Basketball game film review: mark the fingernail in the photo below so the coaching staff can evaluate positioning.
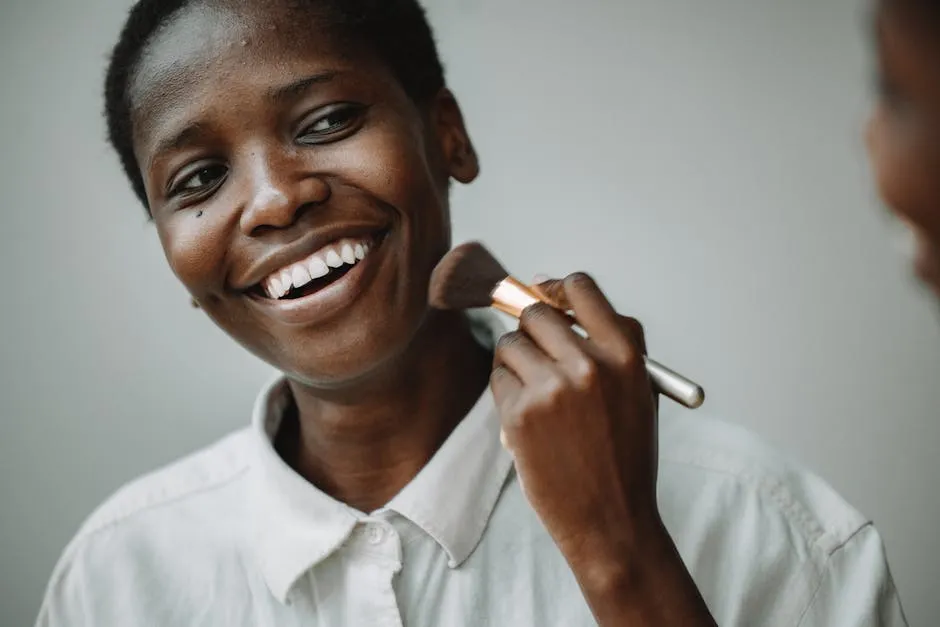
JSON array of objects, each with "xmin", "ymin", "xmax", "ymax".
[{"xmin": 532, "ymin": 273, "xmax": 550, "ymax": 284}]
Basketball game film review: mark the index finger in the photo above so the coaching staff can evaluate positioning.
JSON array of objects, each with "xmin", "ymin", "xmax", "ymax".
[
  {"xmin": 532, "ymin": 274, "xmax": 646, "ymax": 358},
  {"xmin": 561, "ymin": 273, "xmax": 640, "ymax": 361},
  {"xmin": 531, "ymin": 278, "xmax": 571, "ymax": 311}
]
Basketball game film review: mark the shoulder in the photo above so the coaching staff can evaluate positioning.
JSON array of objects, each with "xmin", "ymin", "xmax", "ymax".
[
  {"xmin": 75, "ymin": 427, "xmax": 253, "ymax": 539},
  {"xmin": 40, "ymin": 429, "xmax": 255, "ymax": 610},
  {"xmin": 656, "ymin": 410, "xmax": 899, "ymax": 624},
  {"xmin": 659, "ymin": 409, "xmax": 869, "ymax": 554}
]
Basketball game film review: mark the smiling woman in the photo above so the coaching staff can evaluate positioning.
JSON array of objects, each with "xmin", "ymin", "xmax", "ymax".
[
  {"xmin": 112, "ymin": 0, "xmax": 481, "ymax": 388},
  {"xmin": 33, "ymin": 1, "xmax": 909, "ymax": 626}
]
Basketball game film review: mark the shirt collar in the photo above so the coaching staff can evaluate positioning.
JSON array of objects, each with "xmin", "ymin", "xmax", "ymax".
[
  {"xmin": 384, "ymin": 365, "xmax": 513, "ymax": 569},
  {"xmin": 250, "ymin": 377, "xmax": 360, "ymax": 604},
  {"xmin": 250, "ymin": 312, "xmax": 514, "ymax": 605}
]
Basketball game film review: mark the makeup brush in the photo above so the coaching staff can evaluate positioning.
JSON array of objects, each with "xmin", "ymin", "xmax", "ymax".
[{"xmin": 429, "ymin": 242, "xmax": 705, "ymax": 410}]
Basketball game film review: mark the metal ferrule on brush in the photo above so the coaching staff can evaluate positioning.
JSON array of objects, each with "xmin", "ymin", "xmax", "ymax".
[
  {"xmin": 490, "ymin": 275, "xmax": 705, "ymax": 410},
  {"xmin": 428, "ymin": 242, "xmax": 705, "ymax": 410},
  {"xmin": 491, "ymin": 277, "xmax": 542, "ymax": 318}
]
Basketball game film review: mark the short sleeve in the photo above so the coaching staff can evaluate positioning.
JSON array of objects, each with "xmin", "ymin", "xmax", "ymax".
[{"xmin": 798, "ymin": 524, "xmax": 908, "ymax": 627}]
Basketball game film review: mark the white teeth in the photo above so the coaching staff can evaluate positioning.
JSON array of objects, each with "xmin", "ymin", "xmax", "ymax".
[
  {"xmin": 280, "ymin": 270, "xmax": 293, "ymax": 295},
  {"xmin": 264, "ymin": 277, "xmax": 279, "ymax": 299},
  {"xmin": 262, "ymin": 237, "xmax": 375, "ymax": 299},
  {"xmin": 308, "ymin": 256, "xmax": 329, "ymax": 279},
  {"xmin": 292, "ymin": 264, "xmax": 311, "ymax": 289},
  {"xmin": 325, "ymin": 249, "xmax": 343, "ymax": 268}
]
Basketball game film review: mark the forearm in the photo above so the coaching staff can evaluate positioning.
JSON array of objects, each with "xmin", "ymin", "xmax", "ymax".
[{"xmin": 565, "ymin": 517, "xmax": 718, "ymax": 627}]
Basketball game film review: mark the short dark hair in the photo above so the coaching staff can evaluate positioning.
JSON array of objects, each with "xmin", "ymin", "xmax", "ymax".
[
  {"xmin": 885, "ymin": 0, "xmax": 940, "ymax": 17},
  {"xmin": 103, "ymin": 0, "xmax": 446, "ymax": 211}
]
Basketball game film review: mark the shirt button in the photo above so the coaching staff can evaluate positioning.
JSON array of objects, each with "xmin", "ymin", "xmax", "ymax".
[{"xmin": 367, "ymin": 524, "xmax": 385, "ymax": 545}]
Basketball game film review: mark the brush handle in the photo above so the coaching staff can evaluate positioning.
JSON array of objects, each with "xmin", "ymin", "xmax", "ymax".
[
  {"xmin": 492, "ymin": 277, "xmax": 705, "ymax": 409},
  {"xmin": 644, "ymin": 357, "xmax": 705, "ymax": 409}
]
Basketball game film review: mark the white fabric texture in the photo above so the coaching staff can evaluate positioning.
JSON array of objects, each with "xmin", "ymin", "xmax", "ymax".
[{"xmin": 36, "ymin": 315, "xmax": 907, "ymax": 626}]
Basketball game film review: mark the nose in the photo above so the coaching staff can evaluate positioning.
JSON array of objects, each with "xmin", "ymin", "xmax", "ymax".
[{"xmin": 238, "ymin": 148, "xmax": 331, "ymax": 236}]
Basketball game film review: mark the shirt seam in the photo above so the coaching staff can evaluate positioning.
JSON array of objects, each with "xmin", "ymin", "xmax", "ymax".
[
  {"xmin": 41, "ymin": 461, "xmax": 251, "ymax": 624},
  {"xmin": 793, "ymin": 522, "xmax": 876, "ymax": 627},
  {"xmin": 663, "ymin": 453, "xmax": 878, "ymax": 625},
  {"xmin": 63, "ymin": 463, "xmax": 251, "ymax": 563},
  {"xmin": 660, "ymin": 454, "xmax": 860, "ymax": 557}
]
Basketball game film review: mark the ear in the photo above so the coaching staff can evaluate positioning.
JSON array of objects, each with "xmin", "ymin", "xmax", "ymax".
[{"xmin": 430, "ymin": 88, "xmax": 479, "ymax": 184}]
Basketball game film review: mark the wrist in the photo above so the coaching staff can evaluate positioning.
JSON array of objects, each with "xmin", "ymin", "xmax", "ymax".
[
  {"xmin": 561, "ymin": 510, "xmax": 671, "ymax": 598},
  {"xmin": 563, "ymin": 517, "xmax": 717, "ymax": 626}
]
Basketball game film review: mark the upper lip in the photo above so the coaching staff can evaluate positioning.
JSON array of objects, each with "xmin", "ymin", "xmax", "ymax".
[{"xmin": 232, "ymin": 223, "xmax": 388, "ymax": 291}]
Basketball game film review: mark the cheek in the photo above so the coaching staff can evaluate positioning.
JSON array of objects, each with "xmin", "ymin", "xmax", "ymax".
[
  {"xmin": 157, "ymin": 214, "xmax": 230, "ymax": 296},
  {"xmin": 328, "ymin": 114, "xmax": 450, "ymax": 263},
  {"xmin": 867, "ymin": 108, "xmax": 940, "ymax": 230},
  {"xmin": 345, "ymin": 122, "xmax": 437, "ymax": 215},
  {"xmin": 868, "ymin": 107, "xmax": 904, "ymax": 209}
]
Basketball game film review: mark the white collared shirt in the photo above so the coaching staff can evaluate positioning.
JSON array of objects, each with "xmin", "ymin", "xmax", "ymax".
[{"xmin": 37, "ymin": 316, "xmax": 907, "ymax": 626}]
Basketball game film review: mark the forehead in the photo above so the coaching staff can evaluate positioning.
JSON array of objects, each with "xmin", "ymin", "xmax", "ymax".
[
  {"xmin": 130, "ymin": 1, "xmax": 339, "ymax": 103},
  {"xmin": 128, "ymin": 1, "xmax": 389, "ymax": 151}
]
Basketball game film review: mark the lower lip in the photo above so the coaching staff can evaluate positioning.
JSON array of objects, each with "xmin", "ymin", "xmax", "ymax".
[{"xmin": 247, "ymin": 237, "xmax": 386, "ymax": 326}]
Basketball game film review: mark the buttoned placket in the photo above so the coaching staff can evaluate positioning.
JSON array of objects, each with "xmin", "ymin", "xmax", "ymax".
[{"xmin": 346, "ymin": 518, "xmax": 405, "ymax": 627}]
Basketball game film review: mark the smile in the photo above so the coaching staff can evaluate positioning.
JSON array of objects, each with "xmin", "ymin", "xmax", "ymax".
[
  {"xmin": 259, "ymin": 235, "xmax": 378, "ymax": 300},
  {"xmin": 246, "ymin": 229, "xmax": 390, "ymax": 326}
]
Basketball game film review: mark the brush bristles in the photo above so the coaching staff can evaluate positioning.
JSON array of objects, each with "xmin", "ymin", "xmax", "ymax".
[{"xmin": 429, "ymin": 242, "xmax": 510, "ymax": 310}]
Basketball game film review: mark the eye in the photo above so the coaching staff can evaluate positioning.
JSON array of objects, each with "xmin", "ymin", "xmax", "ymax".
[
  {"xmin": 297, "ymin": 104, "xmax": 365, "ymax": 144},
  {"xmin": 169, "ymin": 163, "xmax": 228, "ymax": 197}
]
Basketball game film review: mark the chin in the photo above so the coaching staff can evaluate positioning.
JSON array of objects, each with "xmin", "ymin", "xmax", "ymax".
[{"xmin": 270, "ymin": 294, "xmax": 433, "ymax": 391}]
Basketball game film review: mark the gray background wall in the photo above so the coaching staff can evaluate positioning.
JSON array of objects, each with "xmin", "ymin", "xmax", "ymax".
[{"xmin": 2, "ymin": 0, "xmax": 938, "ymax": 625}]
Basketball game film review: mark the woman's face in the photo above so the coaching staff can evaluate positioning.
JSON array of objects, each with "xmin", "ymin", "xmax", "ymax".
[
  {"xmin": 130, "ymin": 1, "xmax": 478, "ymax": 387},
  {"xmin": 868, "ymin": 1, "xmax": 940, "ymax": 297}
]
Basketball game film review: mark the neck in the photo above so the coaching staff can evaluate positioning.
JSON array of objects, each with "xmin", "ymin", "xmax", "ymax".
[{"xmin": 277, "ymin": 310, "xmax": 492, "ymax": 513}]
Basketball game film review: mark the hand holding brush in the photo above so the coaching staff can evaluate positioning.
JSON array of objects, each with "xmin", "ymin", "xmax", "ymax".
[
  {"xmin": 428, "ymin": 242, "xmax": 717, "ymax": 625},
  {"xmin": 429, "ymin": 242, "xmax": 705, "ymax": 409}
]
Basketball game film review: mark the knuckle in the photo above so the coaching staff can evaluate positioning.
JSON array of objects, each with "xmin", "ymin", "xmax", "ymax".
[
  {"xmin": 622, "ymin": 316, "xmax": 646, "ymax": 342},
  {"xmin": 495, "ymin": 330, "xmax": 525, "ymax": 352},
  {"xmin": 509, "ymin": 398, "xmax": 534, "ymax": 429},
  {"xmin": 571, "ymin": 357, "xmax": 600, "ymax": 389},
  {"xmin": 515, "ymin": 379, "xmax": 565, "ymax": 425},
  {"xmin": 540, "ymin": 374, "xmax": 568, "ymax": 404},
  {"xmin": 502, "ymin": 401, "xmax": 524, "ymax": 426},
  {"xmin": 520, "ymin": 302, "xmax": 555, "ymax": 326},
  {"xmin": 621, "ymin": 316, "xmax": 648, "ymax": 356},
  {"xmin": 611, "ymin": 346, "xmax": 642, "ymax": 372},
  {"xmin": 565, "ymin": 272, "xmax": 597, "ymax": 291}
]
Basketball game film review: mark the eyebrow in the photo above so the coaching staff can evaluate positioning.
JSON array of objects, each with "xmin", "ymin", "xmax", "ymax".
[
  {"xmin": 147, "ymin": 122, "xmax": 211, "ymax": 170},
  {"xmin": 267, "ymin": 70, "xmax": 340, "ymax": 105},
  {"xmin": 146, "ymin": 71, "xmax": 341, "ymax": 168}
]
